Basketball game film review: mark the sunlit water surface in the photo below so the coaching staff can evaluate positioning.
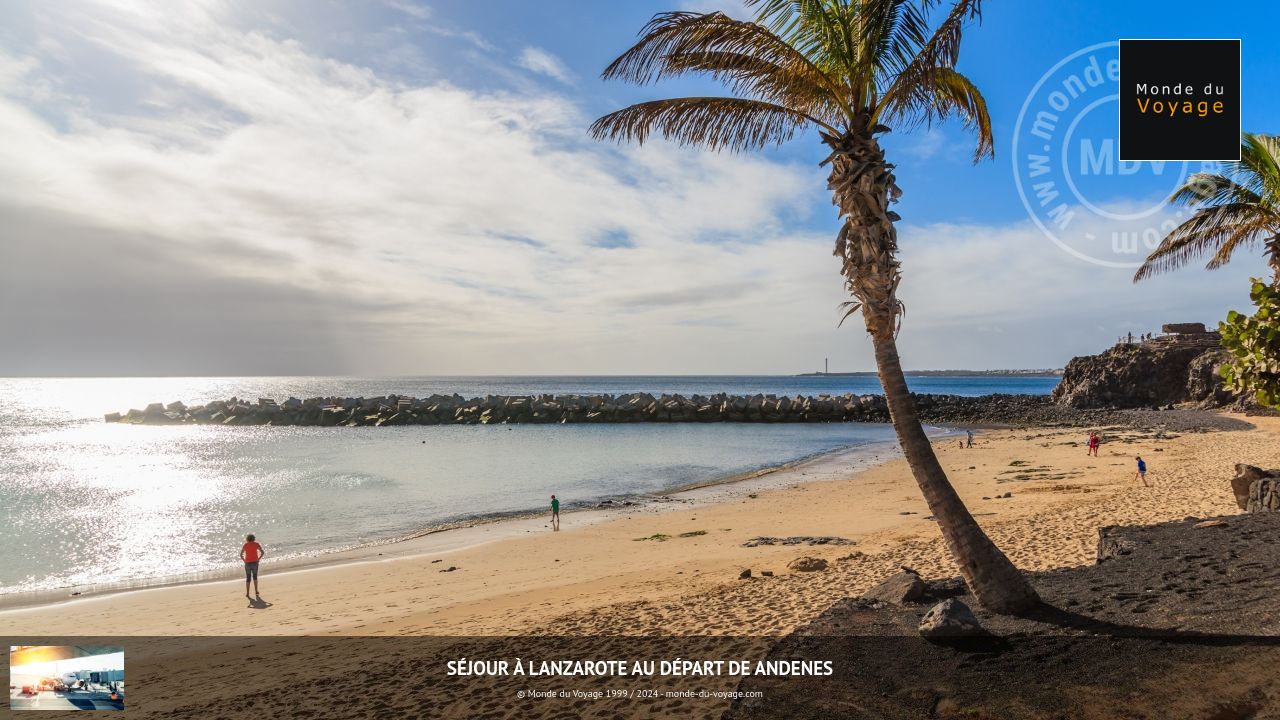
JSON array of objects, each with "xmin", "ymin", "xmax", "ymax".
[{"xmin": 0, "ymin": 375, "xmax": 1056, "ymax": 594}]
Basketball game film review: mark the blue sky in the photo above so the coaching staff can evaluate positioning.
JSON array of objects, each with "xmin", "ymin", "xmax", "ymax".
[
  {"xmin": 0, "ymin": 0, "xmax": 1277, "ymax": 375},
  {"xmin": 434, "ymin": 0, "xmax": 1280, "ymax": 228}
]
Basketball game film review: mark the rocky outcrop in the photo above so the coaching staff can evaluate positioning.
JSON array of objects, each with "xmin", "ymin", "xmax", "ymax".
[
  {"xmin": 1053, "ymin": 323, "xmax": 1244, "ymax": 409},
  {"xmin": 1053, "ymin": 343, "xmax": 1211, "ymax": 408},
  {"xmin": 1232, "ymin": 464, "xmax": 1280, "ymax": 513},
  {"xmin": 1185, "ymin": 350, "xmax": 1235, "ymax": 407}
]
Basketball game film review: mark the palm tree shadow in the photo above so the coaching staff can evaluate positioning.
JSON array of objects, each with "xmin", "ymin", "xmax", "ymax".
[
  {"xmin": 1024, "ymin": 603, "xmax": 1280, "ymax": 647},
  {"xmin": 247, "ymin": 596, "xmax": 273, "ymax": 610}
]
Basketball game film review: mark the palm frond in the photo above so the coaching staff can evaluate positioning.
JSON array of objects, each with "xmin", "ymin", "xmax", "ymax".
[
  {"xmin": 588, "ymin": 97, "xmax": 820, "ymax": 152},
  {"xmin": 1169, "ymin": 172, "xmax": 1263, "ymax": 207},
  {"xmin": 601, "ymin": 11, "xmax": 852, "ymax": 122},
  {"xmin": 1133, "ymin": 203, "xmax": 1273, "ymax": 280},
  {"xmin": 663, "ymin": 50, "xmax": 842, "ymax": 124},
  {"xmin": 1239, "ymin": 132, "xmax": 1280, "ymax": 204},
  {"xmin": 876, "ymin": 0, "xmax": 981, "ymax": 123},
  {"xmin": 748, "ymin": 0, "xmax": 860, "ymax": 88},
  {"xmin": 1140, "ymin": 133, "xmax": 1280, "ymax": 282},
  {"xmin": 877, "ymin": 66, "xmax": 992, "ymax": 160},
  {"xmin": 1205, "ymin": 222, "xmax": 1270, "ymax": 269},
  {"xmin": 907, "ymin": 0, "xmax": 981, "ymax": 71},
  {"xmin": 866, "ymin": 0, "xmax": 929, "ymax": 82}
]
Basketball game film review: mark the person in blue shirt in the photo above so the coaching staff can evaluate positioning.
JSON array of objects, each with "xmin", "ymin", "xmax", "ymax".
[{"xmin": 1135, "ymin": 456, "xmax": 1149, "ymax": 487}]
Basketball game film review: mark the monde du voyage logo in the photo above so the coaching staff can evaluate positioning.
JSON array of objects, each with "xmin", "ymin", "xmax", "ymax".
[
  {"xmin": 1120, "ymin": 39, "xmax": 1241, "ymax": 161},
  {"xmin": 1013, "ymin": 39, "xmax": 1241, "ymax": 270}
]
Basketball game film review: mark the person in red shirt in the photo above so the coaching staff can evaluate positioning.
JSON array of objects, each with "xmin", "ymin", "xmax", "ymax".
[{"xmin": 239, "ymin": 533, "xmax": 266, "ymax": 598}]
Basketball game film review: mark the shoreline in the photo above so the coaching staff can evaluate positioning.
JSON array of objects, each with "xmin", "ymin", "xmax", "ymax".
[
  {"xmin": 0, "ymin": 432, "xmax": 919, "ymax": 614},
  {"xmin": 3, "ymin": 412, "xmax": 1269, "ymax": 638}
]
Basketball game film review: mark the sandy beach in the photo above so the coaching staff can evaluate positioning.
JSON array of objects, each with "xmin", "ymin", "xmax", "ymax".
[{"xmin": 3, "ymin": 414, "xmax": 1277, "ymax": 638}]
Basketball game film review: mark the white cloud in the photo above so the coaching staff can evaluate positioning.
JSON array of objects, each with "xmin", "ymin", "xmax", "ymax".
[
  {"xmin": 516, "ymin": 46, "xmax": 574, "ymax": 85},
  {"xmin": 886, "ymin": 211, "xmax": 1263, "ymax": 369},
  {"xmin": 0, "ymin": 1, "xmax": 824, "ymax": 375},
  {"xmin": 383, "ymin": 0, "xmax": 430, "ymax": 21},
  {"xmin": 0, "ymin": 0, "xmax": 1269, "ymax": 376}
]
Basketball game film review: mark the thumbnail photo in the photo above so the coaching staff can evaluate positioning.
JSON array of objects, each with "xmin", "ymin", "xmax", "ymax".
[{"xmin": 9, "ymin": 646, "xmax": 124, "ymax": 712}]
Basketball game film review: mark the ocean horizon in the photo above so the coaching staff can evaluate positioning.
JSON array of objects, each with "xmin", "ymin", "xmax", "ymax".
[{"xmin": 0, "ymin": 374, "xmax": 1058, "ymax": 596}]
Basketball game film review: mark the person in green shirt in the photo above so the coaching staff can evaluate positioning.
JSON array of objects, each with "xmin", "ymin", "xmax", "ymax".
[{"xmin": 550, "ymin": 494, "xmax": 560, "ymax": 531}]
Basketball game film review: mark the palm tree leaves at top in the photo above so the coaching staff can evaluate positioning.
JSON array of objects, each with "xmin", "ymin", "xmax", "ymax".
[
  {"xmin": 1136, "ymin": 132, "xmax": 1280, "ymax": 285},
  {"xmin": 589, "ymin": 0, "xmax": 992, "ymax": 160}
]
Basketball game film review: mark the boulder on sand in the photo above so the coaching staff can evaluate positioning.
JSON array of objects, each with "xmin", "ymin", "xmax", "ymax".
[
  {"xmin": 862, "ymin": 570, "xmax": 925, "ymax": 604},
  {"xmin": 918, "ymin": 598, "xmax": 984, "ymax": 639},
  {"xmin": 786, "ymin": 557, "xmax": 828, "ymax": 572},
  {"xmin": 1231, "ymin": 464, "xmax": 1266, "ymax": 510},
  {"xmin": 1096, "ymin": 525, "xmax": 1145, "ymax": 563},
  {"xmin": 1233, "ymin": 464, "xmax": 1280, "ymax": 513}
]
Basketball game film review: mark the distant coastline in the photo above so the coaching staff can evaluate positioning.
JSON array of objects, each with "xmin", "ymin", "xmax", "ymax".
[{"xmin": 797, "ymin": 369, "xmax": 1064, "ymax": 377}]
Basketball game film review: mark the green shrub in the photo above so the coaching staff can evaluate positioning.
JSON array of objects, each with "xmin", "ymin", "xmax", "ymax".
[{"xmin": 1219, "ymin": 279, "xmax": 1280, "ymax": 409}]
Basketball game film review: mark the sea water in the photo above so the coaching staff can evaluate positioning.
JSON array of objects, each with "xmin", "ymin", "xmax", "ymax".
[{"xmin": 0, "ymin": 375, "xmax": 1057, "ymax": 595}]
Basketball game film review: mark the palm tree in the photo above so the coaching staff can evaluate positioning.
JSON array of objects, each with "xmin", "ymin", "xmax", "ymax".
[
  {"xmin": 590, "ymin": 0, "xmax": 1039, "ymax": 614},
  {"xmin": 1135, "ymin": 133, "xmax": 1280, "ymax": 287}
]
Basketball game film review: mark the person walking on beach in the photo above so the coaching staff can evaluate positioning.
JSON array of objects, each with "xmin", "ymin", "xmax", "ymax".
[
  {"xmin": 1087, "ymin": 432, "xmax": 1100, "ymax": 457},
  {"xmin": 1134, "ymin": 456, "xmax": 1149, "ymax": 487},
  {"xmin": 240, "ymin": 533, "xmax": 265, "ymax": 597},
  {"xmin": 550, "ymin": 495, "xmax": 560, "ymax": 531},
  {"xmin": 965, "ymin": 430, "xmax": 974, "ymax": 448}
]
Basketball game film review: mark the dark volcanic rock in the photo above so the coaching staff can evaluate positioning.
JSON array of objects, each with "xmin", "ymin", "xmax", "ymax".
[
  {"xmin": 1234, "ymin": 464, "xmax": 1280, "ymax": 513},
  {"xmin": 742, "ymin": 536, "xmax": 854, "ymax": 548},
  {"xmin": 917, "ymin": 598, "xmax": 984, "ymax": 639},
  {"xmin": 106, "ymin": 390, "xmax": 1258, "ymax": 430},
  {"xmin": 1052, "ymin": 343, "xmax": 1214, "ymax": 409},
  {"xmin": 1186, "ymin": 349, "xmax": 1236, "ymax": 407},
  {"xmin": 1232, "ymin": 464, "xmax": 1267, "ymax": 510},
  {"xmin": 1096, "ymin": 525, "xmax": 1148, "ymax": 562},
  {"xmin": 862, "ymin": 570, "xmax": 925, "ymax": 605}
]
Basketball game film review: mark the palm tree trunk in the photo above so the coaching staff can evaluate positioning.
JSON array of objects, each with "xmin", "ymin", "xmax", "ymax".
[
  {"xmin": 869, "ymin": 328, "xmax": 1040, "ymax": 614},
  {"xmin": 826, "ymin": 128, "xmax": 1039, "ymax": 615},
  {"xmin": 1268, "ymin": 240, "xmax": 1280, "ymax": 288}
]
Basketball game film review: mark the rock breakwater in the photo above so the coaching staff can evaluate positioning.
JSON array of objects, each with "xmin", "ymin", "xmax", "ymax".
[{"xmin": 104, "ymin": 392, "xmax": 1065, "ymax": 427}]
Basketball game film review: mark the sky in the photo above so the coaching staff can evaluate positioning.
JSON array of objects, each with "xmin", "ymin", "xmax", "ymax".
[
  {"xmin": 1, "ymin": 0, "xmax": 1278, "ymax": 376},
  {"xmin": 10, "ymin": 651, "xmax": 124, "ymax": 679}
]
